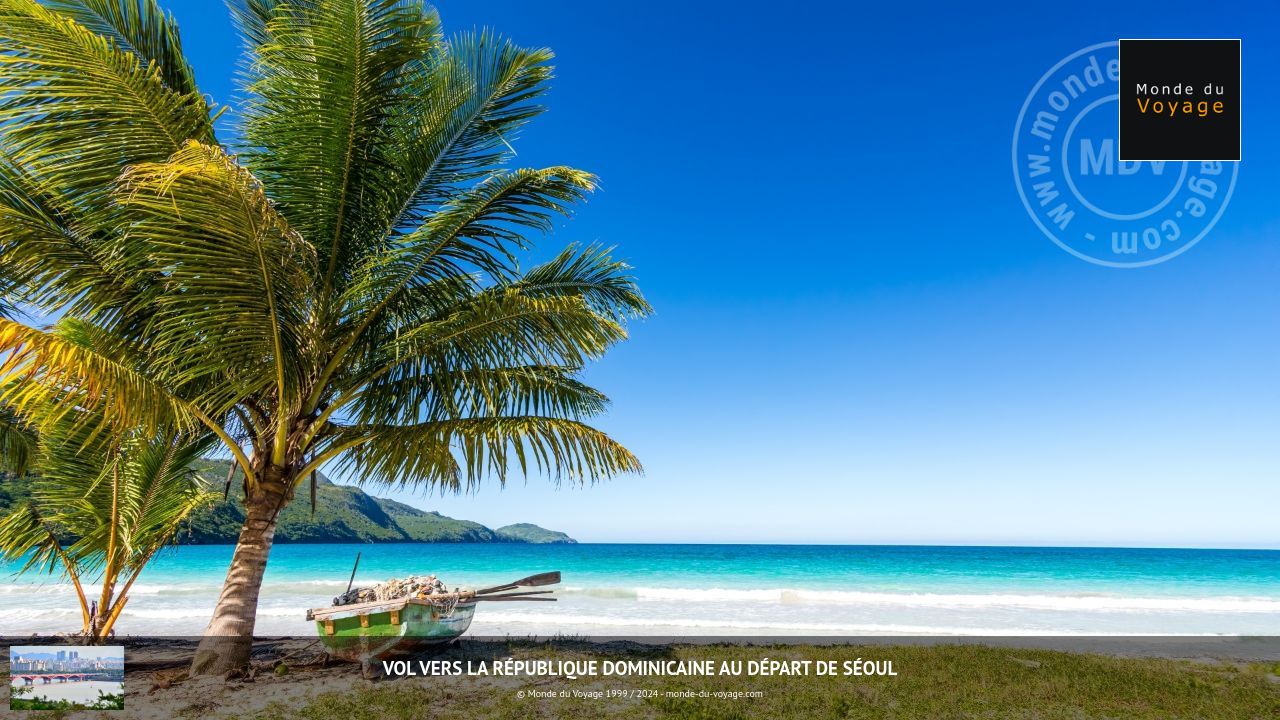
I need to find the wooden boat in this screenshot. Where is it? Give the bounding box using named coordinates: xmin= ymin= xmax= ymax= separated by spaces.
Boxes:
xmin=307 ymin=594 xmax=477 ymax=669
xmin=305 ymin=571 xmax=559 ymax=676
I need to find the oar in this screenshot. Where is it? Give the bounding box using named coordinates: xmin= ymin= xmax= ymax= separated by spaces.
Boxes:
xmin=473 ymin=590 xmax=554 ymax=599
xmin=474 ymin=571 xmax=561 ymax=596
xmin=474 ymin=595 xmax=557 ymax=602
xmin=346 ymin=552 xmax=362 ymax=594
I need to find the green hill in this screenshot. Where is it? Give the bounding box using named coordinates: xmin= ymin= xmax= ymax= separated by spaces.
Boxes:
xmin=0 ymin=463 xmax=575 ymax=545
xmin=496 ymin=523 xmax=577 ymax=544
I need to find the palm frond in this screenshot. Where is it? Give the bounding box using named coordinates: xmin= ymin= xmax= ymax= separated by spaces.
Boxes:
xmin=336 ymin=415 xmax=641 ymax=493
xmin=0 ymin=0 xmax=213 ymax=206
xmin=0 ymin=317 xmax=191 ymax=436
xmin=512 ymin=244 xmax=653 ymax=321
xmin=0 ymin=502 xmax=65 ymax=576
xmin=339 ymin=166 xmax=599 ymax=340
xmin=115 ymin=141 xmax=317 ymax=407
xmin=225 ymin=0 xmax=286 ymax=49
xmin=52 ymin=429 xmax=215 ymax=567
xmin=0 ymin=150 xmax=123 ymax=316
xmin=7 ymin=415 xmax=216 ymax=582
xmin=380 ymin=29 xmax=555 ymax=236
xmin=236 ymin=0 xmax=441 ymax=299
xmin=352 ymin=363 xmax=611 ymax=436
xmin=342 ymin=291 xmax=626 ymax=425
xmin=40 ymin=0 xmax=203 ymax=97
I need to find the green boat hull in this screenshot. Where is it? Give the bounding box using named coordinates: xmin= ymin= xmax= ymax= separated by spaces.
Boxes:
xmin=313 ymin=598 xmax=476 ymax=665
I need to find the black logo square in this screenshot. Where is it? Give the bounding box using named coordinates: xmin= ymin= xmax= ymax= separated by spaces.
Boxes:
xmin=1119 ymin=39 xmax=1240 ymax=161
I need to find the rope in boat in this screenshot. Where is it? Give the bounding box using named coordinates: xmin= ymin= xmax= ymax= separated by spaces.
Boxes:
xmin=431 ymin=593 xmax=459 ymax=618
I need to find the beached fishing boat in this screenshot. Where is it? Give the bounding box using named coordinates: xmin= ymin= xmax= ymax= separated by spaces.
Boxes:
xmin=305 ymin=571 xmax=560 ymax=675
xmin=307 ymin=595 xmax=477 ymax=662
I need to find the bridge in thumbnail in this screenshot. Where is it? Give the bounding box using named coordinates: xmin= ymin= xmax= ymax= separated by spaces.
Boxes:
xmin=11 ymin=672 xmax=115 ymax=684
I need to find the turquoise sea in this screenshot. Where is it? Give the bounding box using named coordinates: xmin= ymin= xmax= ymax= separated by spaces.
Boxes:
xmin=3 ymin=545 xmax=1278 ymax=636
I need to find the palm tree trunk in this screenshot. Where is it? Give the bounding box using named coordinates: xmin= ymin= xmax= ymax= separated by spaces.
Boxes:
xmin=95 ymin=459 xmax=121 ymax=640
xmin=98 ymin=561 xmax=147 ymax=640
xmin=54 ymin=546 xmax=92 ymax=636
xmin=189 ymin=468 xmax=292 ymax=675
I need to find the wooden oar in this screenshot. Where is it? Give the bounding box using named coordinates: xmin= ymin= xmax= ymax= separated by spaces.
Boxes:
xmin=308 ymin=589 xmax=556 ymax=618
xmin=474 ymin=571 xmax=560 ymax=596
xmin=345 ymin=552 xmax=362 ymax=594
xmin=474 ymin=590 xmax=554 ymax=599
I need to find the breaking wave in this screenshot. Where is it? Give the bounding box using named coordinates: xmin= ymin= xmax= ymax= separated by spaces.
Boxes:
xmin=554 ymin=587 xmax=1280 ymax=614
xmin=472 ymin=611 xmax=1211 ymax=636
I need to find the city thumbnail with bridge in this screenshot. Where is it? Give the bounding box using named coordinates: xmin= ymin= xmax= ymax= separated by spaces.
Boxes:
xmin=9 ymin=648 xmax=124 ymax=684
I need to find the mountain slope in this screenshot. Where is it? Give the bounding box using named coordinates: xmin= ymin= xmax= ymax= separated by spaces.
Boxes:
xmin=378 ymin=497 xmax=500 ymax=542
xmin=496 ymin=523 xmax=577 ymax=544
xmin=1 ymin=464 xmax=574 ymax=545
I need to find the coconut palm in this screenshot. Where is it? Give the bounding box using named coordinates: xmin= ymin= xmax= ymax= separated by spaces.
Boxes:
xmin=0 ymin=393 xmax=216 ymax=642
xmin=0 ymin=0 xmax=647 ymax=673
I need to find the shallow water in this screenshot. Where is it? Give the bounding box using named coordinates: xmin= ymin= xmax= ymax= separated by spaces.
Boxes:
xmin=2 ymin=544 xmax=1277 ymax=636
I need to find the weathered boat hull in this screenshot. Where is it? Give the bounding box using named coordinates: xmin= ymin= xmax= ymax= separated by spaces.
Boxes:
xmin=311 ymin=598 xmax=476 ymax=666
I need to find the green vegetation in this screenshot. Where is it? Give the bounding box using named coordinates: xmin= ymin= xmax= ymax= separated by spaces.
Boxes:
xmin=9 ymin=685 xmax=125 ymax=711
xmin=0 ymin=419 xmax=215 ymax=640
xmin=0 ymin=0 xmax=646 ymax=674
xmin=0 ymin=402 xmax=33 ymax=476
xmin=246 ymin=643 xmax=1280 ymax=720
xmin=0 ymin=470 xmax=32 ymax=509
xmin=495 ymin=523 xmax=577 ymax=544
xmin=2 ymin=248 xmax=214 ymax=642
xmin=1 ymin=463 xmax=575 ymax=544
xmin=182 ymin=460 xmax=574 ymax=544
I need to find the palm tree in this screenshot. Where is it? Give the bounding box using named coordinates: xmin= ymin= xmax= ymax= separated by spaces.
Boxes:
xmin=0 ymin=0 xmax=647 ymax=673
xmin=0 ymin=366 xmax=216 ymax=642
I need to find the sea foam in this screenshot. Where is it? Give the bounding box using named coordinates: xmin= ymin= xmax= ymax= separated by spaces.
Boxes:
xmin=614 ymin=587 xmax=1280 ymax=613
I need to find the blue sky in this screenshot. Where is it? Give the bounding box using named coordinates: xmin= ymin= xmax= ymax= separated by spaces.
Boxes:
xmin=11 ymin=646 xmax=121 ymax=660
xmin=165 ymin=1 xmax=1278 ymax=547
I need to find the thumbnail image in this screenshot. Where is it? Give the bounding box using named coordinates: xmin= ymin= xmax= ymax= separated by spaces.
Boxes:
xmin=9 ymin=646 xmax=124 ymax=711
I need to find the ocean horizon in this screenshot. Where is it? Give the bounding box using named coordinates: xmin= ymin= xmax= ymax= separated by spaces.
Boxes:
xmin=4 ymin=543 xmax=1278 ymax=638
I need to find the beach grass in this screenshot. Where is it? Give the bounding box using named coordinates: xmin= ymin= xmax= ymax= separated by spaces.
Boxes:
xmin=243 ymin=642 xmax=1280 ymax=720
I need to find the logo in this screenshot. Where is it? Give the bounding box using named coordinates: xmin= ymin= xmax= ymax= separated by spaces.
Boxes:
xmin=1119 ymin=39 xmax=1240 ymax=161
xmin=1012 ymin=42 xmax=1238 ymax=267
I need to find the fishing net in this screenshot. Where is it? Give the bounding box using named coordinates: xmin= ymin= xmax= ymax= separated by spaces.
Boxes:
xmin=432 ymin=593 xmax=460 ymax=618
xmin=331 ymin=574 xmax=449 ymax=606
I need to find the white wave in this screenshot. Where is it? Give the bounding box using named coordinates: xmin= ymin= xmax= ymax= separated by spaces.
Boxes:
xmin=128 ymin=580 xmax=342 ymax=595
xmin=123 ymin=605 xmax=307 ymax=620
xmin=0 ymin=607 xmax=79 ymax=619
xmin=618 ymin=588 xmax=1280 ymax=614
xmin=125 ymin=607 xmax=215 ymax=619
xmin=0 ymin=582 xmax=78 ymax=594
xmin=0 ymin=582 xmax=218 ymax=596
xmin=268 ymin=579 xmax=355 ymax=588
xmin=17 ymin=577 xmax=1270 ymax=615
xmin=128 ymin=583 xmax=221 ymax=595
xmin=258 ymin=606 xmax=311 ymax=617
xmin=560 ymin=586 xmax=641 ymax=600
xmin=473 ymin=611 xmax=1208 ymax=636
